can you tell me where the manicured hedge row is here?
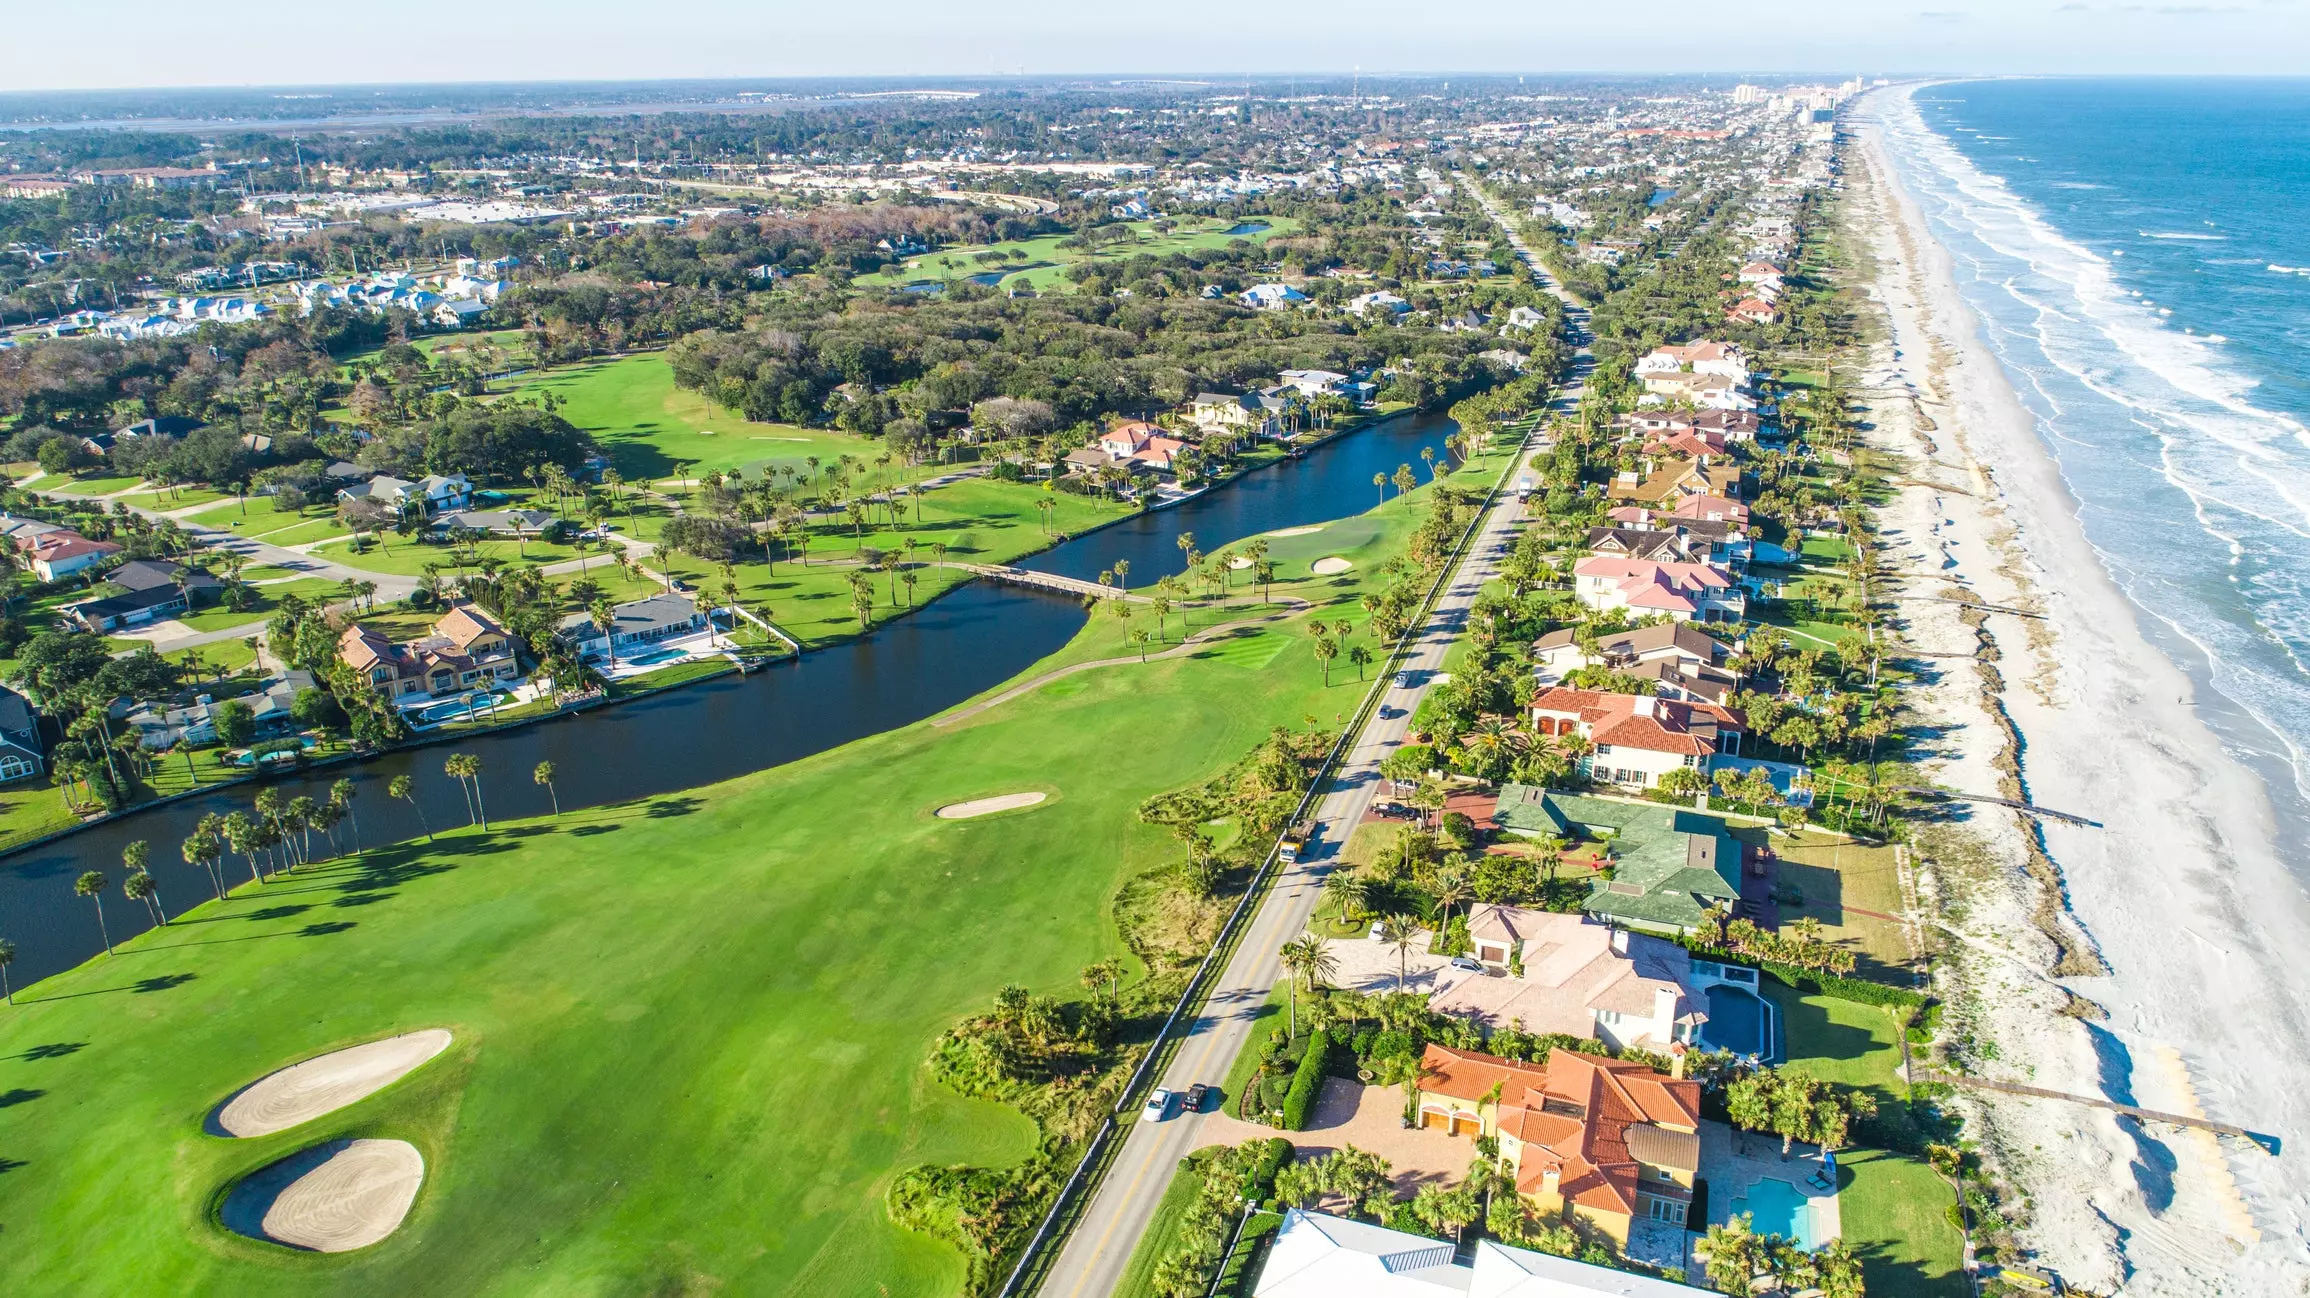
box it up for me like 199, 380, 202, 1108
1683, 941, 1930, 1011
1281, 1029, 1330, 1131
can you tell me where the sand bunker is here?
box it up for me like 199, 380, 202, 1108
216, 1030, 452, 1138
936, 792, 1048, 819
1266, 525, 1325, 537
224, 1139, 424, 1252
1311, 557, 1354, 574
1228, 556, 1255, 569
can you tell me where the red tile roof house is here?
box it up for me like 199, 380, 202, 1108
22, 531, 123, 582
1094, 422, 1189, 474
1571, 556, 1744, 624
338, 603, 521, 701
1411, 1043, 1703, 1247
1529, 686, 1744, 790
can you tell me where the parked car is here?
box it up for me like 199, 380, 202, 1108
1370, 920, 1388, 942
1186, 1083, 1212, 1112
1141, 1088, 1177, 1123
1449, 956, 1484, 972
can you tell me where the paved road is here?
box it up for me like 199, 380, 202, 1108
1033, 186, 1597, 1298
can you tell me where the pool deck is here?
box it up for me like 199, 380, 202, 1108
1697, 1118, 1843, 1247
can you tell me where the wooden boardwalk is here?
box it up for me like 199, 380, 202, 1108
1892, 786, 2102, 828
1916, 1070, 2280, 1155
949, 563, 1149, 602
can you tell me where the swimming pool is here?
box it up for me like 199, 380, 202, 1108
622, 647, 689, 667
412, 692, 507, 723
1702, 983, 1773, 1058
1732, 1177, 1818, 1248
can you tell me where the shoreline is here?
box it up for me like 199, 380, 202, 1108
1855, 87, 2308, 1291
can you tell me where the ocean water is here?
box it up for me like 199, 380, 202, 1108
1880, 78, 2310, 838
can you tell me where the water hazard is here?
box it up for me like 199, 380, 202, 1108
0, 413, 1456, 984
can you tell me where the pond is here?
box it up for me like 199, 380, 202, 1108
0, 412, 1458, 985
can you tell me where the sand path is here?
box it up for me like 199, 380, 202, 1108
249, 1139, 425, 1252
936, 792, 1047, 819
216, 1030, 452, 1138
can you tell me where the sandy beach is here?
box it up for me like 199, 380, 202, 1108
1852, 88, 2310, 1292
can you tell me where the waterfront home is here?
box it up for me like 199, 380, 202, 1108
338, 603, 520, 700
124, 670, 316, 749
1534, 622, 1730, 680
1255, 1212, 1711, 1297
1528, 687, 1745, 789
1586, 518, 1748, 570
555, 591, 707, 663
1635, 340, 1750, 385
1277, 368, 1349, 397
1090, 422, 1188, 474
0, 686, 44, 783
1496, 789, 1744, 935
1429, 907, 1708, 1050
1571, 556, 1744, 624
1607, 458, 1743, 509
1637, 370, 1756, 412
1665, 494, 1749, 525
1412, 1043, 1702, 1247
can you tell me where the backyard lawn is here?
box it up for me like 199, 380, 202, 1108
0, 495, 1399, 1295
1837, 1148, 1969, 1298
1773, 832, 1914, 976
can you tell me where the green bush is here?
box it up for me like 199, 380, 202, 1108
1281, 1028, 1330, 1131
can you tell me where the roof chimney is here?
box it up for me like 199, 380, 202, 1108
1610, 927, 1630, 956
1669, 1041, 1689, 1080
1630, 695, 1656, 718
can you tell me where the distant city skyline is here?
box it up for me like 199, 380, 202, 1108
8, 0, 2307, 93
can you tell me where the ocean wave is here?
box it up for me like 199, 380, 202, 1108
2139, 231, 2226, 241
2270, 264, 2310, 277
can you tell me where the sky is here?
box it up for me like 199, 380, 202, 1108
9, 0, 2310, 91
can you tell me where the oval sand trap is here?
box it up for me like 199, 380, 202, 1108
1311, 557, 1354, 574
216, 1030, 452, 1138
1266, 525, 1325, 537
1228, 556, 1255, 569
936, 792, 1048, 819
225, 1139, 424, 1252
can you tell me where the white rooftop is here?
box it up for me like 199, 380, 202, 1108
1255, 1211, 1713, 1298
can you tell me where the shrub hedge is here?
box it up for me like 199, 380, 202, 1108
1281, 1028, 1330, 1131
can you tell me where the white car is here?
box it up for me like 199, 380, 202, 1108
1141, 1088, 1177, 1123
1395, 671, 1417, 689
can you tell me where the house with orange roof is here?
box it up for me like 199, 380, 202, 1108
1411, 1042, 1702, 1245
1528, 685, 1744, 789
1665, 493, 1750, 525
1570, 556, 1744, 624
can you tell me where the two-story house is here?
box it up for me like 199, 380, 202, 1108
338, 603, 520, 700
1571, 557, 1744, 624
1411, 1043, 1703, 1244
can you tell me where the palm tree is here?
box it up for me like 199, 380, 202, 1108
220, 811, 262, 886
1277, 933, 1338, 1038
589, 597, 620, 668
1382, 913, 1421, 990
76, 869, 112, 956
182, 819, 225, 901
389, 773, 432, 841
1374, 471, 1387, 505
125, 870, 164, 926
0, 937, 14, 1006
445, 754, 488, 829
534, 760, 560, 815
1323, 870, 1369, 927
330, 777, 361, 853
1432, 873, 1472, 937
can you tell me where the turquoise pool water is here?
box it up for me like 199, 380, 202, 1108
1733, 1177, 1817, 1248
414, 692, 505, 723
623, 647, 688, 667
1703, 983, 1770, 1057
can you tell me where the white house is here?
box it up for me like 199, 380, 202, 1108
1241, 283, 1308, 310
1430, 908, 1709, 1051
1278, 369, 1349, 397
1505, 305, 1547, 330
1634, 340, 1750, 386
1254, 1210, 1713, 1297
1347, 290, 1411, 318
1529, 687, 1745, 789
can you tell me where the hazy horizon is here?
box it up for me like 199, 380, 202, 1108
10, 0, 2309, 94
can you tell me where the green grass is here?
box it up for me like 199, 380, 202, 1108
169, 581, 342, 635
852, 216, 1301, 295
58, 473, 142, 494
1114, 1156, 1210, 1298
116, 486, 231, 512
1836, 1148, 1968, 1298
308, 533, 589, 578
1772, 832, 1912, 976
499, 352, 917, 485
0, 497, 1399, 1294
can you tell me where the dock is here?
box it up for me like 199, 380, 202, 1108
1891, 786, 2102, 828
950, 563, 1148, 602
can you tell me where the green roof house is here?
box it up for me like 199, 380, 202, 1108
1494, 786, 1742, 935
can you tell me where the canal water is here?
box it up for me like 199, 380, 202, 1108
0, 413, 1455, 984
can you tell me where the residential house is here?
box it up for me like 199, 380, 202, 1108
1240, 283, 1308, 310
0, 686, 44, 783
434, 507, 556, 537
1410, 1043, 1703, 1246
334, 472, 472, 516
1587, 517, 1748, 569
433, 298, 489, 329
1429, 908, 1708, 1050
1188, 391, 1280, 437
61, 558, 221, 631
338, 603, 521, 700
1496, 790, 1744, 934
1277, 368, 1349, 398
124, 670, 317, 749
1254, 1212, 1711, 1297
1504, 305, 1547, 331
1092, 421, 1188, 474
555, 591, 707, 662
1440, 308, 1490, 333
25, 532, 122, 582
1666, 494, 1749, 525
1527, 687, 1745, 790
1637, 370, 1756, 412
1533, 622, 1740, 704
1571, 556, 1744, 623
1346, 290, 1411, 319
1607, 458, 1743, 508
1728, 298, 1778, 326
1635, 340, 1750, 385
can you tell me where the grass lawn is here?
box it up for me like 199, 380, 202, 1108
1836, 1147, 1968, 1298
500, 352, 916, 485
169, 636, 259, 677
1114, 1156, 1210, 1298
1773, 832, 1913, 977
0, 493, 1402, 1294
0, 773, 92, 851
58, 473, 143, 495
308, 533, 590, 579
169, 580, 343, 635
117, 486, 231, 512
853, 216, 1300, 295
185, 498, 347, 547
